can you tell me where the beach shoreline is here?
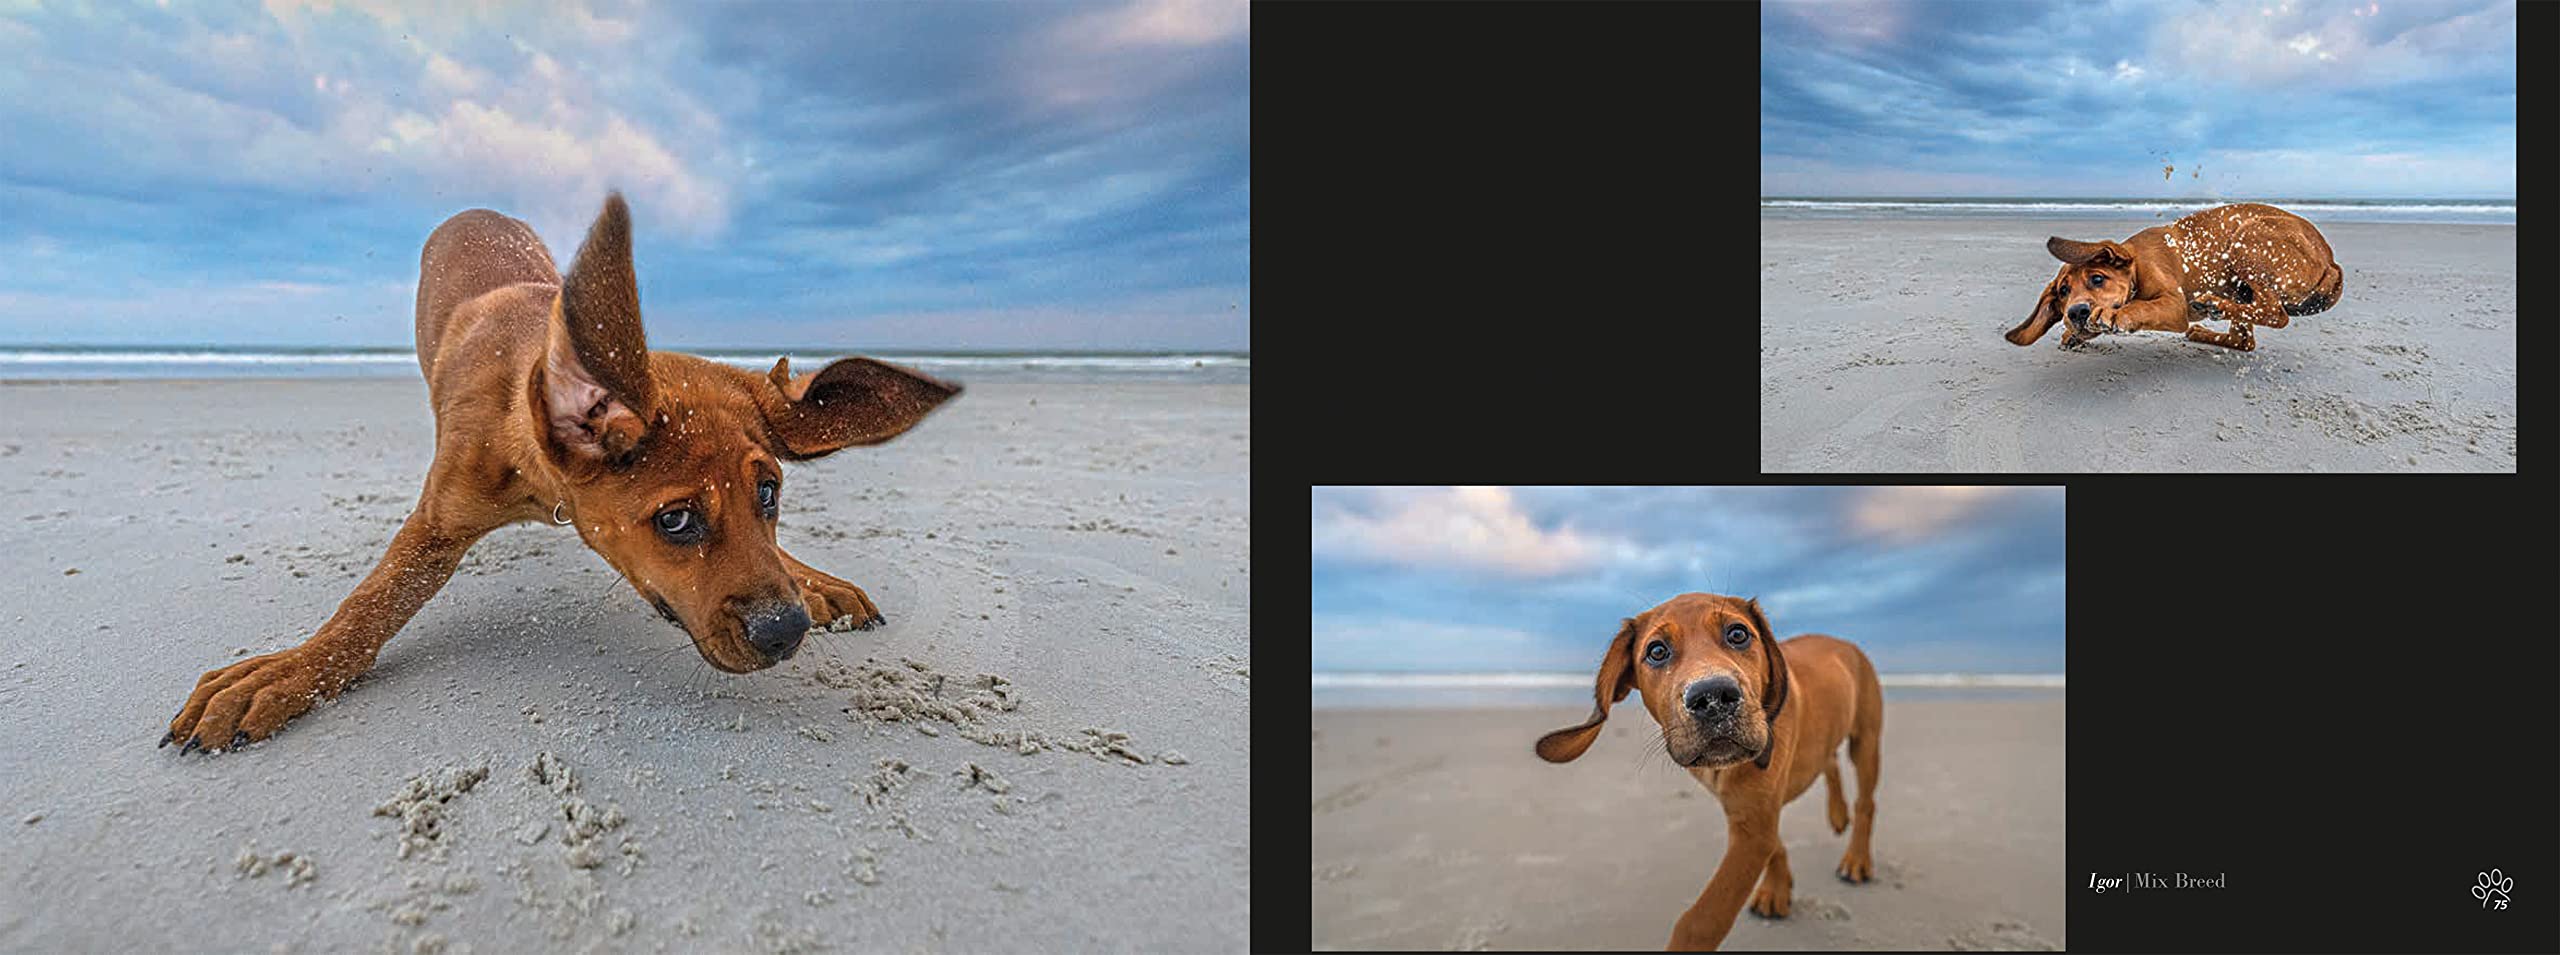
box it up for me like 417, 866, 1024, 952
0, 378, 1250, 952
1313, 701, 2066, 951
1760, 216, 2515, 472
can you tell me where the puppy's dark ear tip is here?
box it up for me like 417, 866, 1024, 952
1533, 730, 1566, 762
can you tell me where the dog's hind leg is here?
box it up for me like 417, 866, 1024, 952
2184, 319, 2257, 351
1824, 756, 1850, 834
1839, 731, 1880, 882
2287, 261, 2344, 318
2195, 288, 2290, 330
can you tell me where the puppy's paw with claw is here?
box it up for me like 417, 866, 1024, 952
164, 649, 330, 756
1748, 881, 1793, 918
1837, 851, 1875, 883
802, 577, 885, 632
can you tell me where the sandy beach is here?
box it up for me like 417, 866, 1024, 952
1760, 217, 2515, 472
1311, 700, 2064, 951
0, 378, 1249, 952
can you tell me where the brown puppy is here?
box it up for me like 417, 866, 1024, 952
2004, 202, 2344, 352
162, 193, 961, 754
1537, 593, 1883, 951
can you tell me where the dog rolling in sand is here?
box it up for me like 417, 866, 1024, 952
162, 193, 962, 755
2005, 202, 2344, 352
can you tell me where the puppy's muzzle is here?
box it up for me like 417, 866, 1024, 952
740, 601, 810, 662
2065, 302, 2092, 333
1685, 675, 1744, 724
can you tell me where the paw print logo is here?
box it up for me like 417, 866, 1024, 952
2471, 869, 2513, 910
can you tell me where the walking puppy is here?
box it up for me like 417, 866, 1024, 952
2004, 202, 2344, 352
1537, 593, 1883, 951
163, 193, 961, 754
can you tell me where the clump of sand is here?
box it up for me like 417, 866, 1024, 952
373, 871, 481, 931
372, 762, 491, 861
526, 751, 631, 871
1054, 727, 1151, 765
857, 757, 912, 808
845, 845, 884, 886
830, 657, 1017, 727
233, 843, 317, 888
819, 656, 1184, 766
958, 762, 1011, 794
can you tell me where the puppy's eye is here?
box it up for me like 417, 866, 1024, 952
2089, 274, 2107, 288
654, 507, 704, 543
1643, 640, 1671, 665
757, 479, 779, 515
1723, 624, 1751, 649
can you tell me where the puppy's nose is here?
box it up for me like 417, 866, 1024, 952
742, 602, 810, 661
2066, 303, 2091, 322
1684, 676, 1743, 718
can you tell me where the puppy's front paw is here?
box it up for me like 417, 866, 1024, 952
801, 576, 885, 632
1837, 850, 1874, 883
1749, 880, 1793, 918
164, 649, 330, 755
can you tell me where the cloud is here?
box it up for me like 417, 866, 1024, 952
0, 1, 1250, 349
1060, 0, 1249, 51
2153, 0, 2513, 90
1309, 486, 2070, 675
1848, 486, 2008, 542
1760, 0, 2514, 198
0, 1, 737, 241
1312, 486, 1643, 579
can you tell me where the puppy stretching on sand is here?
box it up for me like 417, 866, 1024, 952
1538, 593, 1884, 950
164, 193, 961, 755
2005, 202, 2344, 352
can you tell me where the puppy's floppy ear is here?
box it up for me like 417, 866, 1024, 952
2005, 274, 2063, 346
540, 192, 656, 463
1745, 598, 1788, 770
753, 356, 963, 461
1535, 618, 1639, 763
2047, 236, 2134, 269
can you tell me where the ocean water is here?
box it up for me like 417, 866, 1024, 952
1310, 671, 2066, 709
1761, 197, 2515, 226
0, 346, 1249, 383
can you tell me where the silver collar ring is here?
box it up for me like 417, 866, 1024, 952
552, 502, 573, 526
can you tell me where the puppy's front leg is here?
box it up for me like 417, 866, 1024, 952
780, 548, 885, 631
164, 506, 486, 753
1667, 795, 1782, 950
2099, 297, 2195, 335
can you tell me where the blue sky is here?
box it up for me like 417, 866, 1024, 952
0, 1, 1247, 349
1761, 0, 2515, 199
1312, 487, 2067, 674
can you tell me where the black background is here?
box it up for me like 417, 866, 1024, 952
1261, 2, 2553, 952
